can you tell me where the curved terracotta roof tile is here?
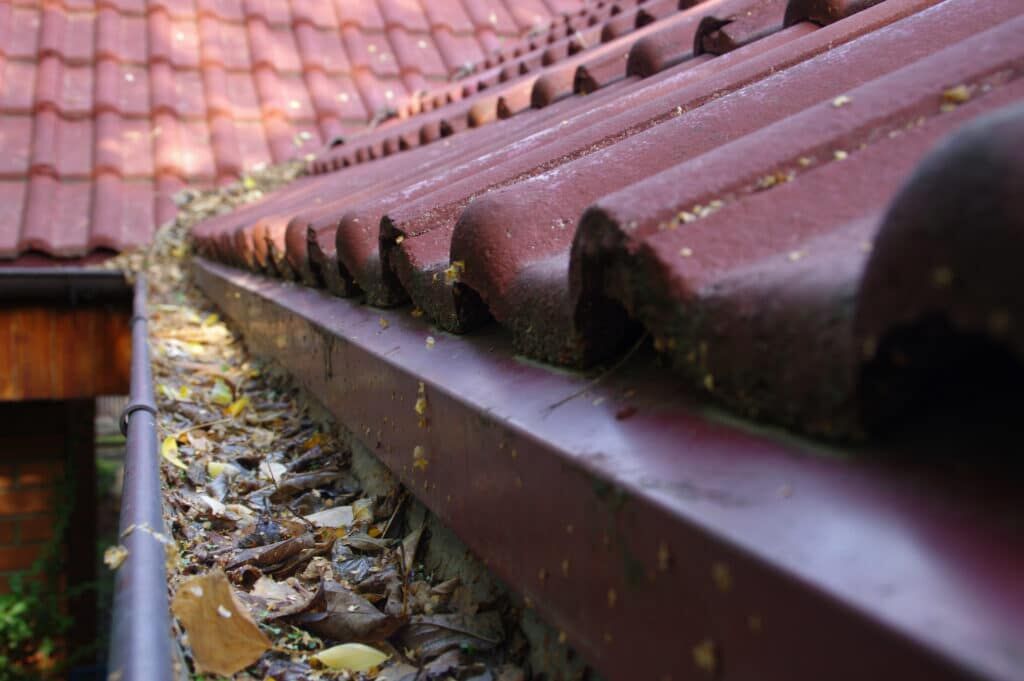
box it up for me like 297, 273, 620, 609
185, 0, 1024, 441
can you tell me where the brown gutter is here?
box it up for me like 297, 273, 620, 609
107, 274, 175, 681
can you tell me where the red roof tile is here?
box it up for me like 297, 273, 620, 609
0, 0, 573, 261
191, 0, 1024, 439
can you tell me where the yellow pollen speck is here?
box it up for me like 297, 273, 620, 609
831, 94, 852, 108
657, 542, 670, 571
412, 445, 429, 470
711, 562, 732, 592
692, 639, 717, 672
861, 336, 877, 359
788, 250, 804, 262
379, 317, 389, 329
989, 309, 1011, 336
943, 84, 971, 105
395, 235, 405, 244
679, 247, 693, 257
798, 156, 813, 167
425, 335, 436, 348
932, 266, 953, 288
834, 149, 849, 161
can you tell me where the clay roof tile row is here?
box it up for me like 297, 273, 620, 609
0, 0, 578, 261
191, 0, 1024, 439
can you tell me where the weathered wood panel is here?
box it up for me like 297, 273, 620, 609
0, 306, 130, 400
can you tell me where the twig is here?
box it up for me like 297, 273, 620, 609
381, 492, 408, 539
266, 461, 317, 532
543, 333, 648, 415
172, 417, 232, 439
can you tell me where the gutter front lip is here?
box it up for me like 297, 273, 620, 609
107, 273, 175, 681
0, 267, 131, 305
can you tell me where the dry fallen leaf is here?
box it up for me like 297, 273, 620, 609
314, 642, 389, 672
171, 570, 271, 676
226, 395, 250, 417
303, 505, 354, 529
104, 544, 129, 570
161, 436, 188, 470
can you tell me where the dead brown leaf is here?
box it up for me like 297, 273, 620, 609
171, 570, 271, 676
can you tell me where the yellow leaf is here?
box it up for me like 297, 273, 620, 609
207, 461, 241, 479
314, 643, 388, 672
159, 384, 176, 401
352, 498, 374, 524
302, 432, 323, 451
178, 385, 191, 399
226, 395, 250, 417
161, 436, 188, 470
210, 379, 233, 406
202, 313, 219, 327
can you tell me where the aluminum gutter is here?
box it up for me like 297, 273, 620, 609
107, 274, 175, 681
0, 268, 131, 305
194, 257, 1024, 681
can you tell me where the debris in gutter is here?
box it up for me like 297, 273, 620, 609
104, 162, 536, 680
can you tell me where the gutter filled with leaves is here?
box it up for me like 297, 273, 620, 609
105, 165, 569, 681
